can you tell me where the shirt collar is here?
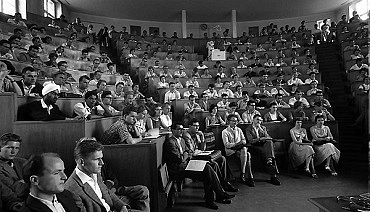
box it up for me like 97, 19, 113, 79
30, 192, 59, 205
40, 99, 53, 110
75, 167, 96, 185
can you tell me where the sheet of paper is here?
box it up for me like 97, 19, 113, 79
197, 151, 213, 156
185, 160, 207, 171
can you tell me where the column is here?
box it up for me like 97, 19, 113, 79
231, 10, 237, 38
182, 10, 187, 38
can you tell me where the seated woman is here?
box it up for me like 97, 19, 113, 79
288, 101, 309, 122
157, 75, 169, 89
0, 60, 22, 95
289, 118, 317, 178
136, 105, 154, 136
150, 104, 163, 129
263, 102, 287, 122
205, 104, 226, 128
310, 115, 340, 176
214, 75, 223, 88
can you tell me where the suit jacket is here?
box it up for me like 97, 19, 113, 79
0, 181, 21, 212
245, 124, 271, 144
19, 190, 80, 212
64, 170, 127, 212
16, 80, 43, 96
17, 100, 66, 121
163, 136, 189, 180
0, 157, 28, 199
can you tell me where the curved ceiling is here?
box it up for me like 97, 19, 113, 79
63, 0, 352, 23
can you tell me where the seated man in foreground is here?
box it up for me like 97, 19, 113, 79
21, 153, 79, 212
65, 139, 143, 212
245, 114, 281, 186
163, 123, 235, 210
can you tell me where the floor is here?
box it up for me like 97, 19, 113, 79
166, 169, 368, 212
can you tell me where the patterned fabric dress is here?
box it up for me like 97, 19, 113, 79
310, 125, 340, 165
289, 128, 315, 169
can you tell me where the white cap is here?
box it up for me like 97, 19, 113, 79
42, 83, 60, 96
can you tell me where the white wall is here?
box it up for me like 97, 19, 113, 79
70, 10, 337, 38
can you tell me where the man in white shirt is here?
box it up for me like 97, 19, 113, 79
160, 103, 172, 130
350, 58, 369, 71
183, 85, 199, 99
196, 60, 208, 70
22, 153, 80, 212
241, 100, 261, 123
73, 91, 101, 120
65, 140, 131, 212
222, 114, 254, 186
164, 82, 181, 103
288, 91, 310, 108
203, 84, 219, 99
218, 81, 234, 98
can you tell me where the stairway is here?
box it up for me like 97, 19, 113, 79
315, 42, 367, 175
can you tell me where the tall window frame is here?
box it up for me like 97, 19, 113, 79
44, 0, 56, 19
350, 0, 369, 20
0, 0, 16, 15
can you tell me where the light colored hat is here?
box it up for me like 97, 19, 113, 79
42, 83, 60, 96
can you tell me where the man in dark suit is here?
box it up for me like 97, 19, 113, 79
20, 153, 79, 212
17, 83, 66, 121
245, 114, 281, 186
65, 139, 131, 212
0, 181, 22, 212
163, 123, 235, 210
0, 133, 28, 200
16, 67, 43, 96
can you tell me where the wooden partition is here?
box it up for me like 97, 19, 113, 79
14, 117, 120, 175
103, 136, 167, 212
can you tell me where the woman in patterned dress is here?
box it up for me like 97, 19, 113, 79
310, 115, 340, 176
289, 119, 317, 178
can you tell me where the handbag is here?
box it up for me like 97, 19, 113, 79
193, 150, 222, 162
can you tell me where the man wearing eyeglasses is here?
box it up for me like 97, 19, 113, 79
245, 114, 281, 186
288, 90, 310, 108
17, 83, 66, 121
0, 40, 16, 60
163, 123, 235, 210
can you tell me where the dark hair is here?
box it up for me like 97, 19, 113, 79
137, 105, 147, 113
123, 105, 137, 116
74, 139, 103, 160
229, 102, 237, 107
97, 80, 107, 87
85, 91, 97, 100
293, 101, 303, 109
207, 103, 218, 113
269, 102, 277, 108
79, 75, 90, 82
0, 39, 10, 46
107, 62, 114, 67
116, 82, 124, 87
23, 153, 61, 184
253, 114, 262, 119
188, 118, 199, 126
57, 61, 67, 68
8, 35, 21, 43
28, 45, 39, 51
81, 49, 89, 54
0, 60, 15, 74
31, 37, 40, 43
101, 91, 112, 99
0, 133, 21, 147
247, 100, 256, 106
48, 52, 58, 59
227, 114, 238, 121
21, 66, 36, 75
315, 114, 325, 122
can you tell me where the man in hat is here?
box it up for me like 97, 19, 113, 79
17, 83, 66, 121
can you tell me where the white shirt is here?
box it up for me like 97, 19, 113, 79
29, 193, 66, 212
75, 168, 111, 212
289, 97, 310, 107
164, 90, 181, 102
160, 114, 172, 128
40, 99, 53, 115
74, 102, 94, 118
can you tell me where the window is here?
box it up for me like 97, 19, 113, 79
44, 0, 56, 18
350, 0, 369, 20
0, 0, 16, 15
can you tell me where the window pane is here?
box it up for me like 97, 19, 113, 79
356, 0, 368, 16
2, 0, 16, 15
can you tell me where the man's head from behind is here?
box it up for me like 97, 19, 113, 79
23, 153, 67, 195
74, 138, 104, 176
0, 133, 21, 160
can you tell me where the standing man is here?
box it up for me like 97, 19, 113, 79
245, 114, 281, 186
21, 153, 80, 212
0, 133, 28, 199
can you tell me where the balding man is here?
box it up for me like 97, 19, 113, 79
17, 83, 66, 121
20, 153, 79, 212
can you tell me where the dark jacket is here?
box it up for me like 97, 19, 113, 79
16, 80, 43, 96
17, 100, 66, 121
0, 157, 28, 199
